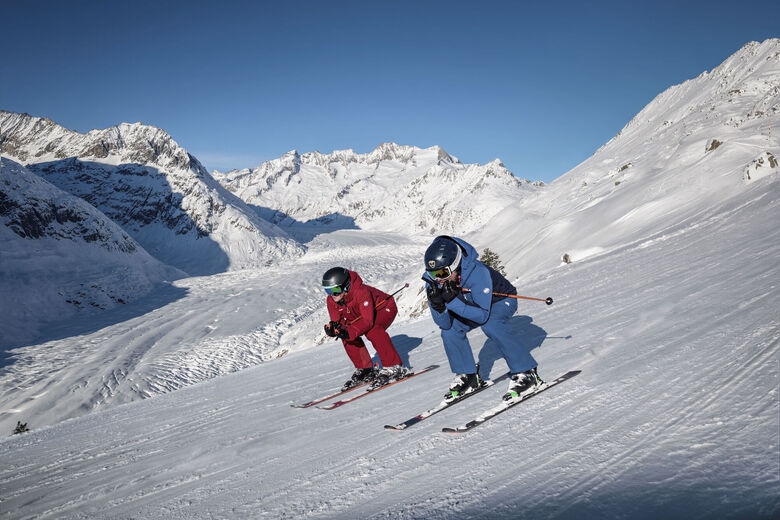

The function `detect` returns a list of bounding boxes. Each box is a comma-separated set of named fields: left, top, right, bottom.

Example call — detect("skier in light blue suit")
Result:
left=422, top=235, right=541, bottom=402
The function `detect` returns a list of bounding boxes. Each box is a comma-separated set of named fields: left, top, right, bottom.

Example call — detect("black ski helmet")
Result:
left=424, top=236, right=462, bottom=279
left=322, top=266, right=351, bottom=294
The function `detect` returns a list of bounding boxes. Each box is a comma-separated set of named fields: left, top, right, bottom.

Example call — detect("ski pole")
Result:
left=346, top=283, right=410, bottom=325
left=422, top=276, right=553, bottom=305
left=460, top=288, right=554, bottom=305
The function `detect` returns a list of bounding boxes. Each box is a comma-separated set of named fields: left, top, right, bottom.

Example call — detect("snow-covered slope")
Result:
left=0, top=229, right=427, bottom=431
left=0, top=112, right=303, bottom=275
left=473, top=39, right=780, bottom=283
left=212, top=143, right=541, bottom=239
left=0, top=157, right=179, bottom=347
left=0, top=168, right=776, bottom=519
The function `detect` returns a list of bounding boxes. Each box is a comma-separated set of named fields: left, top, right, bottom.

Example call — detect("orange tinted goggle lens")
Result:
left=427, top=267, right=451, bottom=279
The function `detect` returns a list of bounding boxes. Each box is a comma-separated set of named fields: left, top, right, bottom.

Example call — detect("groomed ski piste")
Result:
left=1, top=184, right=778, bottom=519
left=1, top=40, right=780, bottom=519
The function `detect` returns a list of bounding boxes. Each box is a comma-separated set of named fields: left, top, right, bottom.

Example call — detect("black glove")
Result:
left=441, top=280, right=461, bottom=303
left=426, top=283, right=446, bottom=313
left=325, top=320, right=350, bottom=340
left=335, top=323, right=350, bottom=340
left=324, top=321, right=339, bottom=337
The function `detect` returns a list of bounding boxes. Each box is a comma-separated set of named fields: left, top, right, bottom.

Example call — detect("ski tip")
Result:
left=384, top=425, right=403, bottom=431
left=441, top=427, right=463, bottom=435
left=291, top=402, right=319, bottom=408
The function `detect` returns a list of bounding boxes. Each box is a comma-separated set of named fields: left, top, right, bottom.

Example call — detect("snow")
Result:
left=1, top=187, right=777, bottom=518
left=210, top=143, right=537, bottom=239
left=0, top=111, right=303, bottom=278
left=1, top=39, right=779, bottom=519
left=0, top=158, right=180, bottom=347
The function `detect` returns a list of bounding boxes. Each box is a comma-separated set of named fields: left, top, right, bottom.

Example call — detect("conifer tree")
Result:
left=479, top=248, right=507, bottom=276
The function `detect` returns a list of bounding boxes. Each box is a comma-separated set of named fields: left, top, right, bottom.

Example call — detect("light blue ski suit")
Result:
left=423, top=237, right=538, bottom=375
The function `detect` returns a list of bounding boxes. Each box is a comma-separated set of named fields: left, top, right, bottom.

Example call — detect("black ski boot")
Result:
left=444, top=373, right=480, bottom=401
left=341, top=367, right=376, bottom=392
left=502, top=368, right=541, bottom=401
left=369, top=365, right=410, bottom=390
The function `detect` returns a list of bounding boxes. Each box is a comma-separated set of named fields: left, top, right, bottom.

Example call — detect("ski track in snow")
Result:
left=0, top=231, right=426, bottom=433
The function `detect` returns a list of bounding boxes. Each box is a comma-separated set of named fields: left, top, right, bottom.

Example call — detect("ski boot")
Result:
left=341, top=367, right=376, bottom=392
left=444, top=373, right=480, bottom=401
left=502, top=368, right=542, bottom=402
left=369, top=365, right=410, bottom=390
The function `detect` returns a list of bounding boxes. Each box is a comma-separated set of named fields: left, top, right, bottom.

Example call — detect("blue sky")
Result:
left=2, top=1, right=778, bottom=183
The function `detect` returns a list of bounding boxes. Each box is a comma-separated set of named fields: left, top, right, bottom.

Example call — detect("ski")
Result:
left=317, top=365, right=440, bottom=410
left=384, top=372, right=511, bottom=431
left=291, top=381, right=372, bottom=409
left=441, top=370, right=581, bottom=434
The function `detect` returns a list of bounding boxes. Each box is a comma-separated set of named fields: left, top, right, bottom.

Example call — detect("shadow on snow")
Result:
left=477, top=315, right=551, bottom=379
left=1, top=157, right=215, bottom=357
left=27, top=158, right=231, bottom=276
left=375, top=334, right=423, bottom=369
left=0, top=282, right=188, bottom=369
left=250, top=205, right=359, bottom=244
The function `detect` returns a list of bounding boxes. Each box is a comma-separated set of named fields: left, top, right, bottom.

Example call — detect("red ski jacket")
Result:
left=326, top=270, right=393, bottom=340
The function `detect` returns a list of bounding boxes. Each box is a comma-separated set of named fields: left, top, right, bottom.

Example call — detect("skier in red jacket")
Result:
left=322, top=267, right=409, bottom=391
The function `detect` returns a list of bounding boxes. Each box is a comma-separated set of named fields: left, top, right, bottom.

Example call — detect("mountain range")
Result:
left=211, top=143, right=540, bottom=240
left=1, top=111, right=544, bottom=348
left=0, top=112, right=302, bottom=277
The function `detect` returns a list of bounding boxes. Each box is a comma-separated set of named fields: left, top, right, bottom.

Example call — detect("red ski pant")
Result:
left=343, top=300, right=402, bottom=369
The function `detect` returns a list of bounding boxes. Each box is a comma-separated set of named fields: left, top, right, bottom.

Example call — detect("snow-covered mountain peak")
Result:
left=363, top=142, right=459, bottom=166
left=0, top=111, right=303, bottom=276
left=478, top=38, right=779, bottom=284
left=279, top=149, right=302, bottom=170
left=610, top=38, right=779, bottom=146
left=90, top=121, right=189, bottom=167
left=213, top=141, right=538, bottom=237
left=484, top=157, right=509, bottom=172
left=365, top=141, right=417, bottom=164
left=431, top=144, right=457, bottom=163
left=1, top=112, right=193, bottom=173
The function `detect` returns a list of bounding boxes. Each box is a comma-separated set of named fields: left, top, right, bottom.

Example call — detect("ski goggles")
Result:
left=324, top=285, right=345, bottom=295
left=427, top=266, right=454, bottom=280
